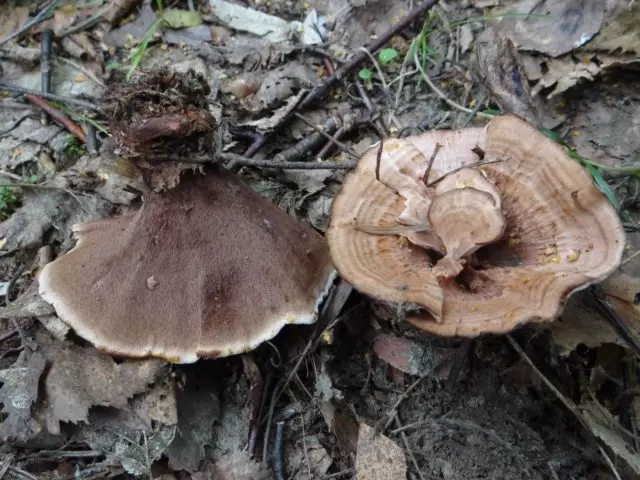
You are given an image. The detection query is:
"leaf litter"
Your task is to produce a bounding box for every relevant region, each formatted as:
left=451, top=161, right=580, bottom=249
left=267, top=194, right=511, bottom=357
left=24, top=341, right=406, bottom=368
left=1, top=0, right=640, bottom=477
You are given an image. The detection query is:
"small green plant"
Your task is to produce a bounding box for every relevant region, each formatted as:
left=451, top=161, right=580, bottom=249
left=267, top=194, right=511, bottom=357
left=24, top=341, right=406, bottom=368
left=64, top=134, right=88, bottom=158
left=358, top=47, right=399, bottom=85
left=0, top=183, right=21, bottom=220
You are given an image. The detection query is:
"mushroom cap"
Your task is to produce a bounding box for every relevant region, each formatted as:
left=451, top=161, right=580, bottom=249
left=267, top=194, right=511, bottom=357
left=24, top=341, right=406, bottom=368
left=428, top=187, right=506, bottom=278
left=327, top=114, right=625, bottom=336
left=325, top=129, right=486, bottom=320
left=39, top=168, right=336, bottom=362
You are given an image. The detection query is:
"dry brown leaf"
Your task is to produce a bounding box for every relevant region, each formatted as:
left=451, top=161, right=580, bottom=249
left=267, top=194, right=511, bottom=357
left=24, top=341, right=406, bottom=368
left=472, top=27, right=539, bottom=125
left=489, top=0, right=605, bottom=57
left=0, top=5, right=28, bottom=40
left=525, top=53, right=640, bottom=98
left=0, top=349, right=46, bottom=442
left=104, top=0, right=144, bottom=26
left=548, top=272, right=640, bottom=354
left=356, top=423, right=407, bottom=480
left=35, top=331, right=166, bottom=434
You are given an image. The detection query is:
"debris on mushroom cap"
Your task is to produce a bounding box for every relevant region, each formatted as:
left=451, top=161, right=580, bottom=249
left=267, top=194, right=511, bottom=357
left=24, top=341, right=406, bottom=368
left=327, top=114, right=625, bottom=336
left=433, top=167, right=502, bottom=208
left=428, top=187, right=506, bottom=279
left=38, top=168, right=336, bottom=363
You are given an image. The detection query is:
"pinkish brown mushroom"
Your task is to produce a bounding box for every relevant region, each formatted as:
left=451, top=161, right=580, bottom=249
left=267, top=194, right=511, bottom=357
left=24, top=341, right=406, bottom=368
left=327, top=114, right=625, bottom=336
left=39, top=168, right=336, bottom=362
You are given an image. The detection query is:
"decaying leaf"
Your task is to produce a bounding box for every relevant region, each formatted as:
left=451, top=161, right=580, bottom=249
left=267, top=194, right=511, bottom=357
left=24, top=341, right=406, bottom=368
left=523, top=53, right=639, bottom=98
left=79, top=408, right=176, bottom=477
left=0, top=189, right=112, bottom=253
left=35, top=331, right=166, bottom=434
left=585, top=2, right=640, bottom=54
left=0, top=349, right=46, bottom=442
left=356, top=423, right=407, bottom=480
left=582, top=401, right=640, bottom=474
left=0, top=284, right=55, bottom=320
left=488, top=0, right=606, bottom=57
left=472, top=27, right=539, bottom=125
left=549, top=272, right=640, bottom=354
left=209, top=0, right=302, bottom=44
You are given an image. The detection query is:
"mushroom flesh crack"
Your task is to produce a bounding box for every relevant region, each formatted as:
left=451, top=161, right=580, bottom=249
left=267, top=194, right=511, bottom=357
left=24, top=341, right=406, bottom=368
left=326, top=114, right=625, bottom=336
left=39, top=168, right=336, bottom=363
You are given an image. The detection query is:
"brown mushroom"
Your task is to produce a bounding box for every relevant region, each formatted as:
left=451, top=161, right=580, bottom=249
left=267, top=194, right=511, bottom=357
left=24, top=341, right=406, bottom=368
left=39, top=168, right=336, bottom=362
left=327, top=114, right=625, bottom=336
left=428, top=187, right=506, bottom=279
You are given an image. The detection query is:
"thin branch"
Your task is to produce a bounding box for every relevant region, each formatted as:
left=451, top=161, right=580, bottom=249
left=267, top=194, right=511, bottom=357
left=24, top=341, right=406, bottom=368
left=413, top=47, right=492, bottom=119
left=292, top=113, right=359, bottom=159
left=297, top=0, right=441, bottom=111
left=0, top=83, right=101, bottom=111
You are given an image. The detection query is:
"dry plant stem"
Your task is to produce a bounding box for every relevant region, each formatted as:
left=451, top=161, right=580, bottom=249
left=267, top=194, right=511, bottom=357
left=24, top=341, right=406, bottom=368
left=377, top=369, right=434, bottom=434
left=263, top=383, right=281, bottom=463
left=427, top=158, right=504, bottom=187
left=292, top=113, right=359, bottom=159
left=0, top=83, right=100, bottom=111
left=273, top=421, right=286, bottom=480
left=56, top=57, right=106, bottom=87
left=260, top=281, right=352, bottom=426
left=275, top=116, right=340, bottom=163
left=0, top=329, right=18, bottom=343
left=297, top=0, right=441, bottom=111
left=598, top=445, right=623, bottom=480
left=413, top=48, right=492, bottom=119
left=506, top=334, right=625, bottom=478
left=24, top=95, right=87, bottom=143
left=354, top=77, right=387, bottom=135
left=221, top=152, right=357, bottom=170
left=394, top=414, right=429, bottom=480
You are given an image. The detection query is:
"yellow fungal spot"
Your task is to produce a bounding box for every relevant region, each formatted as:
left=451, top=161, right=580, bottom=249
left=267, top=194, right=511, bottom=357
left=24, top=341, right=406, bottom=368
left=566, top=249, right=580, bottom=263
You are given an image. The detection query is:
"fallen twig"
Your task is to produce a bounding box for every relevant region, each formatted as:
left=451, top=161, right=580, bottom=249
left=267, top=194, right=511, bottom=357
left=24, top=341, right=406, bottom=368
left=24, top=95, right=87, bottom=143
left=0, top=83, right=101, bottom=111
left=275, top=116, right=341, bottom=163
left=297, top=0, right=441, bottom=111
left=292, top=113, right=359, bottom=159
left=222, top=153, right=357, bottom=170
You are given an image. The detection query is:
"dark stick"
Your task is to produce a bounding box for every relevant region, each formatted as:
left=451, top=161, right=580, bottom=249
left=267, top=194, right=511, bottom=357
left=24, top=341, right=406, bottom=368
left=24, top=95, right=87, bottom=143
left=297, top=0, right=440, bottom=111
left=85, top=123, right=98, bottom=153
left=274, top=116, right=340, bottom=163
left=40, top=29, right=54, bottom=125
left=421, top=142, right=441, bottom=184
left=0, top=83, right=100, bottom=111
left=272, top=421, right=286, bottom=480
left=291, top=114, right=358, bottom=159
